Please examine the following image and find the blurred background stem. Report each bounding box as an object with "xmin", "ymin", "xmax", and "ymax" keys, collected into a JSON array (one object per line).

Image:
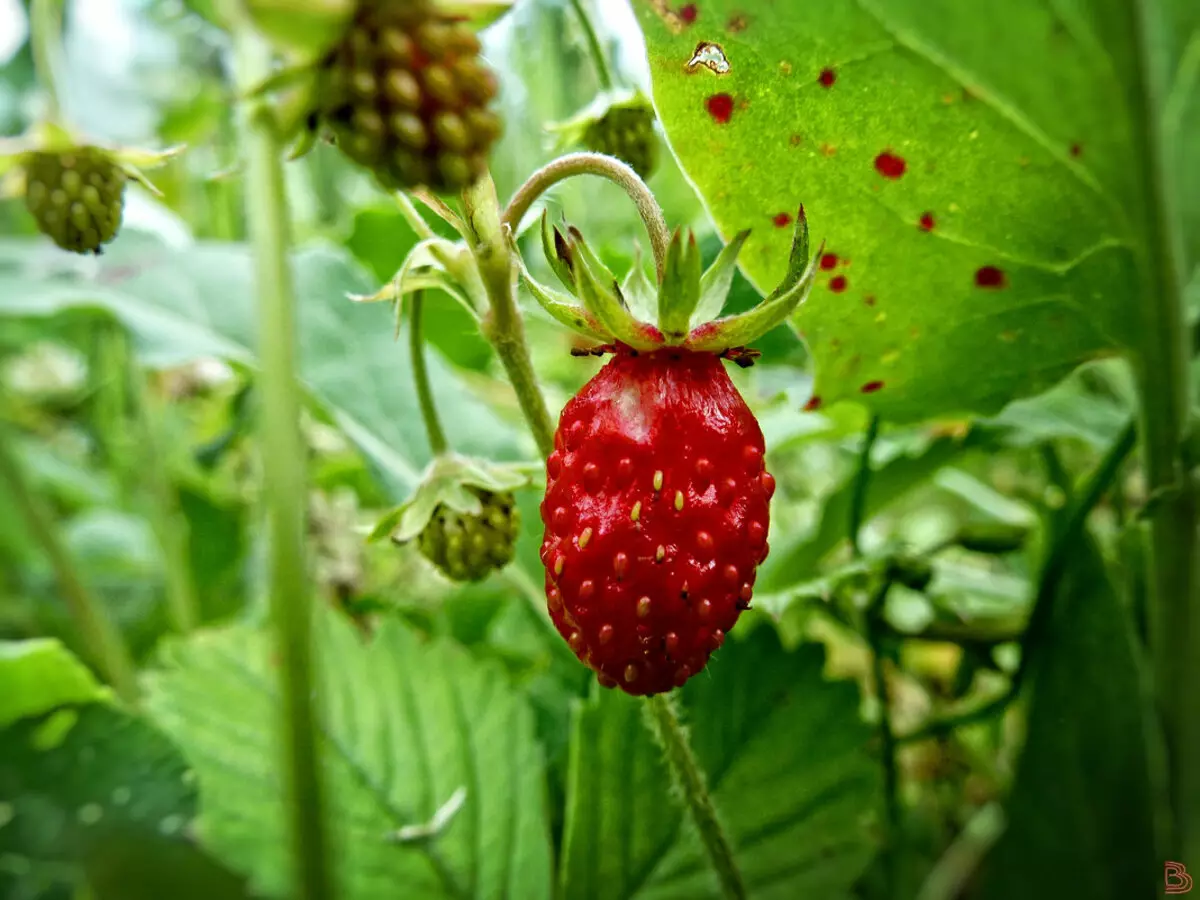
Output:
[
  {"xmin": 228, "ymin": 7, "xmax": 334, "ymax": 900},
  {"xmin": 568, "ymin": 0, "xmax": 613, "ymax": 91},
  {"xmin": 29, "ymin": 0, "xmax": 64, "ymax": 123},
  {"xmin": 409, "ymin": 291, "xmax": 448, "ymax": 457}
]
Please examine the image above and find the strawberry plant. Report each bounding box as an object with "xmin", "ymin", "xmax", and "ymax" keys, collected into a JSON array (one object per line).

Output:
[{"xmin": 0, "ymin": 1, "xmax": 1195, "ymax": 899}]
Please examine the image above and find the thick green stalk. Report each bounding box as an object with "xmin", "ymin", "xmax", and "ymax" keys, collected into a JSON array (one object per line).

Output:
[
  {"xmin": 462, "ymin": 173, "xmax": 557, "ymax": 457},
  {"xmin": 30, "ymin": 0, "xmax": 63, "ymax": 122},
  {"xmin": 568, "ymin": 0, "xmax": 614, "ymax": 90},
  {"xmin": 409, "ymin": 292, "xmax": 448, "ymax": 456},
  {"xmin": 0, "ymin": 428, "xmax": 138, "ymax": 706},
  {"xmin": 1128, "ymin": 0, "xmax": 1199, "ymax": 860},
  {"xmin": 229, "ymin": 13, "xmax": 334, "ymax": 900},
  {"xmin": 645, "ymin": 695, "xmax": 747, "ymax": 900}
]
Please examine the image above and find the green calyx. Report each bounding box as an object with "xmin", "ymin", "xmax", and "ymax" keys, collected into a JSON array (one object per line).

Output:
[
  {"xmin": 518, "ymin": 206, "xmax": 820, "ymax": 352},
  {"xmin": 367, "ymin": 454, "xmax": 531, "ymax": 582}
]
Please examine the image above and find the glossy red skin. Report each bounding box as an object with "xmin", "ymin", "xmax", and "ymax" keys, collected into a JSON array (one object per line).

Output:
[{"xmin": 541, "ymin": 346, "xmax": 773, "ymax": 695}]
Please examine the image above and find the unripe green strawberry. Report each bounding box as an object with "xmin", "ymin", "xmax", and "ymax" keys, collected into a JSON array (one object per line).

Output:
[
  {"xmin": 582, "ymin": 103, "xmax": 657, "ymax": 179},
  {"xmin": 417, "ymin": 488, "xmax": 519, "ymax": 582},
  {"xmin": 317, "ymin": 0, "xmax": 502, "ymax": 192},
  {"xmin": 23, "ymin": 147, "xmax": 125, "ymax": 255}
]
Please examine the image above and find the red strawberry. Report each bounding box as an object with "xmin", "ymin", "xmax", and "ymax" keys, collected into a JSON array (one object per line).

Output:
[{"xmin": 540, "ymin": 346, "xmax": 773, "ymax": 695}]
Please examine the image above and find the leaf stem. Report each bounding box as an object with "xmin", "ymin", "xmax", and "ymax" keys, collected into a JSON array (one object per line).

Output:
[
  {"xmin": 30, "ymin": 0, "xmax": 63, "ymax": 123},
  {"xmin": 644, "ymin": 694, "xmax": 747, "ymax": 900},
  {"xmin": 568, "ymin": 0, "xmax": 614, "ymax": 91},
  {"xmin": 396, "ymin": 191, "xmax": 436, "ymax": 241},
  {"xmin": 900, "ymin": 421, "xmax": 1138, "ymax": 744},
  {"xmin": 0, "ymin": 425, "xmax": 139, "ymax": 706},
  {"xmin": 849, "ymin": 415, "xmax": 881, "ymax": 556},
  {"xmin": 409, "ymin": 291, "xmax": 448, "ymax": 457},
  {"xmin": 462, "ymin": 172, "xmax": 557, "ymax": 458},
  {"xmin": 229, "ymin": 12, "xmax": 334, "ymax": 900},
  {"xmin": 1128, "ymin": 0, "xmax": 1200, "ymax": 860},
  {"xmin": 502, "ymin": 152, "xmax": 670, "ymax": 279}
]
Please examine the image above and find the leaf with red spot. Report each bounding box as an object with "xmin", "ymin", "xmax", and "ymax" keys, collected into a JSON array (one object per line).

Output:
[{"xmin": 632, "ymin": 0, "xmax": 1197, "ymax": 420}]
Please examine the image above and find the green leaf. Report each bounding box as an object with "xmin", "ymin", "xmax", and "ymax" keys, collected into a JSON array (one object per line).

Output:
[
  {"xmin": 635, "ymin": 0, "xmax": 1158, "ymax": 420},
  {"xmin": 559, "ymin": 627, "xmax": 878, "ymax": 899},
  {"xmin": 0, "ymin": 640, "xmax": 106, "ymax": 729},
  {"xmin": 978, "ymin": 538, "xmax": 1156, "ymax": 899},
  {"xmin": 0, "ymin": 703, "xmax": 199, "ymax": 897},
  {"xmin": 0, "ymin": 239, "xmax": 526, "ymax": 501},
  {"xmin": 144, "ymin": 611, "xmax": 553, "ymax": 900}
]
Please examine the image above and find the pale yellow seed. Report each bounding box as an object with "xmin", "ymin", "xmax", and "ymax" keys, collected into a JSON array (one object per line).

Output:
[
  {"xmin": 656, "ymin": 544, "xmax": 665, "ymax": 562},
  {"xmin": 653, "ymin": 470, "xmax": 664, "ymax": 492},
  {"xmin": 674, "ymin": 491, "xmax": 684, "ymax": 511},
  {"xmin": 578, "ymin": 527, "xmax": 592, "ymax": 549},
  {"xmin": 554, "ymin": 555, "xmax": 564, "ymax": 576},
  {"xmin": 630, "ymin": 501, "xmax": 642, "ymax": 522}
]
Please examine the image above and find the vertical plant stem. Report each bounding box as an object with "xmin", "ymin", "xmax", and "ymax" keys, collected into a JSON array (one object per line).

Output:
[
  {"xmin": 849, "ymin": 415, "xmax": 881, "ymax": 557},
  {"xmin": 645, "ymin": 694, "xmax": 747, "ymax": 900},
  {"xmin": 0, "ymin": 428, "xmax": 139, "ymax": 706},
  {"xmin": 462, "ymin": 173, "xmax": 557, "ymax": 458},
  {"xmin": 568, "ymin": 0, "xmax": 614, "ymax": 90},
  {"xmin": 867, "ymin": 580, "xmax": 900, "ymax": 891},
  {"xmin": 30, "ymin": 0, "xmax": 63, "ymax": 122},
  {"xmin": 410, "ymin": 292, "xmax": 448, "ymax": 457},
  {"xmin": 229, "ymin": 12, "xmax": 334, "ymax": 900},
  {"xmin": 1128, "ymin": 0, "xmax": 1199, "ymax": 861}
]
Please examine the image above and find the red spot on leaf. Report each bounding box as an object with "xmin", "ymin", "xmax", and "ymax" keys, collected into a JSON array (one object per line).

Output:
[
  {"xmin": 1070, "ymin": 142, "xmax": 1082, "ymax": 157},
  {"xmin": 819, "ymin": 252, "xmax": 838, "ymax": 270},
  {"xmin": 919, "ymin": 212, "xmax": 935, "ymax": 231},
  {"xmin": 864, "ymin": 295, "xmax": 876, "ymax": 307},
  {"xmin": 874, "ymin": 150, "xmax": 907, "ymax": 179},
  {"xmin": 829, "ymin": 275, "xmax": 848, "ymax": 292},
  {"xmin": 861, "ymin": 381, "xmax": 884, "ymax": 394},
  {"xmin": 772, "ymin": 212, "xmax": 792, "ymax": 227},
  {"xmin": 818, "ymin": 67, "xmax": 836, "ymax": 87},
  {"xmin": 680, "ymin": 3, "xmax": 698, "ymax": 24},
  {"xmin": 803, "ymin": 395, "xmax": 822, "ymax": 411},
  {"xmin": 706, "ymin": 93, "xmax": 734, "ymax": 124},
  {"xmin": 975, "ymin": 265, "xmax": 1007, "ymax": 289}
]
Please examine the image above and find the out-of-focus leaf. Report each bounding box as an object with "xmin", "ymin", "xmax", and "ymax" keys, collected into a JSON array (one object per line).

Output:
[
  {"xmin": 0, "ymin": 238, "xmax": 526, "ymax": 500},
  {"xmin": 145, "ymin": 610, "xmax": 553, "ymax": 900},
  {"xmin": 979, "ymin": 538, "xmax": 1156, "ymax": 898},
  {"xmin": 559, "ymin": 627, "xmax": 879, "ymax": 899},
  {"xmin": 0, "ymin": 639, "xmax": 105, "ymax": 728}
]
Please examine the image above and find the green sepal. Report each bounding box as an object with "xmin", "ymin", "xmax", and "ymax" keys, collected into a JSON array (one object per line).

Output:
[
  {"xmin": 367, "ymin": 454, "xmax": 531, "ymax": 545},
  {"xmin": 656, "ymin": 228, "xmax": 703, "ymax": 344},
  {"xmin": 541, "ymin": 211, "xmax": 576, "ymax": 292},
  {"xmin": 693, "ymin": 229, "xmax": 750, "ymax": 324},
  {"xmin": 244, "ymin": 0, "xmax": 355, "ymax": 59},
  {"xmin": 569, "ymin": 232, "xmax": 661, "ymax": 350},
  {"xmin": 513, "ymin": 237, "xmax": 611, "ymax": 340},
  {"xmin": 349, "ymin": 237, "xmax": 485, "ymax": 332},
  {"xmin": 686, "ymin": 210, "xmax": 818, "ymax": 351},
  {"xmin": 619, "ymin": 243, "xmax": 658, "ymax": 323}
]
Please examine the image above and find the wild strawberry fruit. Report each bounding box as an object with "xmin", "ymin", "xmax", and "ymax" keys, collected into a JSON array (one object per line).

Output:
[
  {"xmin": 523, "ymin": 207, "xmax": 821, "ymax": 693},
  {"xmin": 316, "ymin": 0, "xmax": 501, "ymax": 192},
  {"xmin": 542, "ymin": 348, "xmax": 772, "ymax": 694},
  {"xmin": 24, "ymin": 147, "xmax": 125, "ymax": 255},
  {"xmin": 417, "ymin": 487, "xmax": 519, "ymax": 582},
  {"xmin": 550, "ymin": 89, "xmax": 658, "ymax": 180}
]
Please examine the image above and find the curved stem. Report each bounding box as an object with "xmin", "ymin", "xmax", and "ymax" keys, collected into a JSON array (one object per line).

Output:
[
  {"xmin": 410, "ymin": 292, "xmax": 448, "ymax": 456},
  {"xmin": 230, "ymin": 10, "xmax": 335, "ymax": 900},
  {"xmin": 30, "ymin": 0, "xmax": 64, "ymax": 123},
  {"xmin": 849, "ymin": 415, "xmax": 881, "ymax": 557},
  {"xmin": 396, "ymin": 191, "xmax": 436, "ymax": 241},
  {"xmin": 0, "ymin": 425, "xmax": 139, "ymax": 706},
  {"xmin": 645, "ymin": 695, "xmax": 746, "ymax": 899},
  {"xmin": 568, "ymin": 0, "xmax": 614, "ymax": 90},
  {"xmin": 502, "ymin": 152, "xmax": 670, "ymax": 279}
]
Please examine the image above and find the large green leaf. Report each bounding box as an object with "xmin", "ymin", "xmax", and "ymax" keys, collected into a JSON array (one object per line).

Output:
[
  {"xmin": 559, "ymin": 626, "xmax": 879, "ymax": 899},
  {"xmin": 634, "ymin": 0, "xmax": 1196, "ymax": 421},
  {"xmin": 979, "ymin": 537, "xmax": 1156, "ymax": 898},
  {"xmin": 0, "ymin": 639, "xmax": 105, "ymax": 728},
  {"xmin": 144, "ymin": 610, "xmax": 553, "ymax": 900},
  {"xmin": 0, "ymin": 239, "xmax": 526, "ymax": 500}
]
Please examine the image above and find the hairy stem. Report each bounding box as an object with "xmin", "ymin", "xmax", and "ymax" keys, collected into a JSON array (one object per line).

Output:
[
  {"xmin": 409, "ymin": 291, "xmax": 448, "ymax": 456},
  {"xmin": 502, "ymin": 152, "xmax": 670, "ymax": 279},
  {"xmin": 230, "ymin": 12, "xmax": 334, "ymax": 900},
  {"xmin": 645, "ymin": 695, "xmax": 747, "ymax": 900},
  {"xmin": 568, "ymin": 0, "xmax": 614, "ymax": 90},
  {"xmin": 462, "ymin": 173, "xmax": 557, "ymax": 457},
  {"xmin": 849, "ymin": 415, "xmax": 881, "ymax": 557},
  {"xmin": 1128, "ymin": 0, "xmax": 1199, "ymax": 861},
  {"xmin": 0, "ymin": 427, "xmax": 139, "ymax": 706},
  {"xmin": 30, "ymin": 0, "xmax": 63, "ymax": 123}
]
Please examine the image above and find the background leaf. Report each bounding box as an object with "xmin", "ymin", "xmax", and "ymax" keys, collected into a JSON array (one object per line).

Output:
[
  {"xmin": 0, "ymin": 639, "xmax": 105, "ymax": 728},
  {"xmin": 633, "ymin": 0, "xmax": 1165, "ymax": 421},
  {"xmin": 559, "ymin": 626, "xmax": 879, "ymax": 899},
  {"xmin": 145, "ymin": 610, "xmax": 554, "ymax": 900}
]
